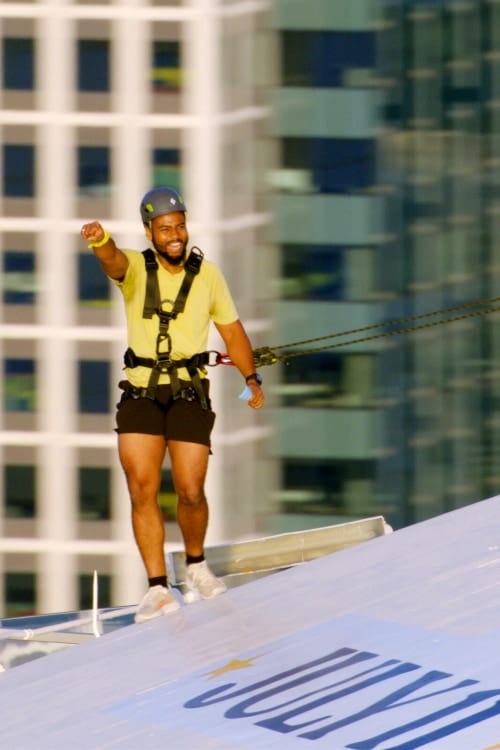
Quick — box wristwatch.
[245,372,263,386]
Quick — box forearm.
[80,221,128,280]
[215,320,265,409]
[218,321,256,379]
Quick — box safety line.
[252,298,500,366]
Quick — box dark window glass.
[4,358,36,412]
[3,38,35,89]
[282,138,376,194]
[78,146,110,195]
[282,458,375,517]
[78,39,110,92]
[282,244,344,300]
[78,254,110,304]
[152,148,180,191]
[79,467,111,520]
[5,465,36,518]
[78,360,110,413]
[3,144,35,197]
[79,573,111,609]
[5,572,36,617]
[152,40,181,92]
[282,30,375,88]
[3,251,36,305]
[158,468,176,521]
[280,351,375,408]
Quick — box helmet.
[140,187,187,224]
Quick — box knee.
[126,472,160,506]
[176,484,205,509]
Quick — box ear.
[144,222,152,241]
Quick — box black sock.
[186,553,205,566]
[148,575,168,588]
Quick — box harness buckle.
[156,351,172,366]
[175,386,197,402]
[126,385,156,400]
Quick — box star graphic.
[206,656,263,678]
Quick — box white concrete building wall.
[0,0,276,615]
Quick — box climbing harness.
[123,246,500,388]
[216,294,500,369]
[123,246,212,408]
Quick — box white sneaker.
[135,585,181,623]
[184,561,227,603]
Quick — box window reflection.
[79,467,111,520]
[78,360,110,414]
[3,38,35,90]
[5,465,36,518]
[152,40,181,92]
[5,572,36,617]
[2,251,36,305]
[278,352,375,409]
[4,359,36,412]
[78,39,110,92]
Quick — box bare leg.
[168,440,210,557]
[118,433,168,578]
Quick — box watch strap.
[245,372,263,385]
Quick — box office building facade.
[272,0,499,532]
[0,0,276,616]
[2,0,498,616]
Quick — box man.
[80,187,265,623]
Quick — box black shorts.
[115,380,216,447]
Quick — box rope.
[252,295,500,367]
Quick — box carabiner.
[205,351,234,367]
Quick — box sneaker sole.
[161,600,181,615]
[135,599,181,623]
[183,589,201,604]
[135,609,164,624]
[183,586,226,604]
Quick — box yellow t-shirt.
[113,249,239,387]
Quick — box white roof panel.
[0,499,499,749]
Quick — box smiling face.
[145,211,189,268]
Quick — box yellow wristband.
[88,230,110,249]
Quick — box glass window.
[3,38,35,90]
[158,468,176,521]
[78,360,110,414]
[5,465,36,518]
[282,30,375,88]
[78,39,110,92]
[5,572,36,617]
[79,467,111,520]
[4,358,36,412]
[79,573,111,610]
[78,254,110,305]
[3,144,35,198]
[152,148,180,191]
[281,458,375,519]
[152,40,181,92]
[78,146,110,196]
[279,352,376,409]
[282,243,377,302]
[281,244,344,300]
[282,138,376,194]
[2,251,36,305]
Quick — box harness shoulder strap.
[141,246,204,319]
[171,247,204,316]
[142,248,160,319]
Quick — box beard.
[155,245,187,266]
